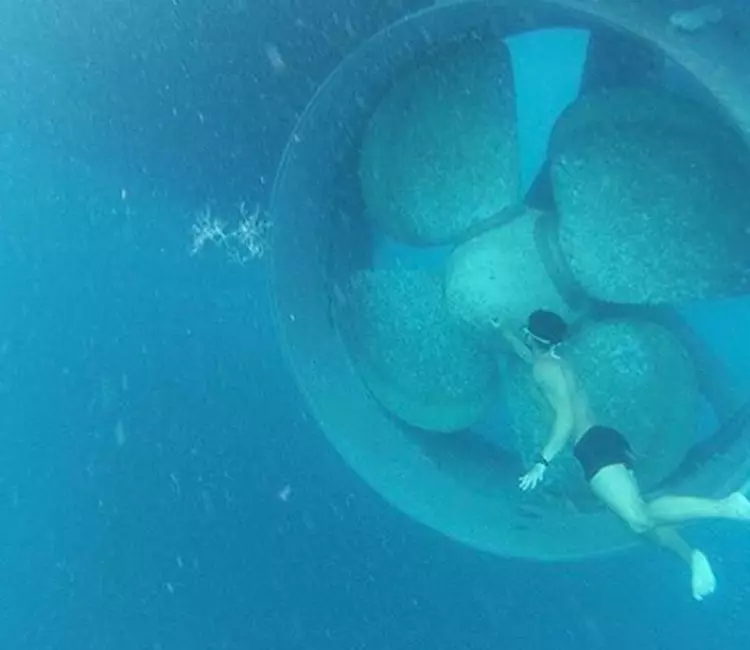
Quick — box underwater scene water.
[2,1,750,649]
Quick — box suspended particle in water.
[264,43,285,72]
[114,419,126,447]
[278,484,292,502]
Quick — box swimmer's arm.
[495,321,533,364]
[533,362,575,463]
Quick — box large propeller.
[343,25,750,461]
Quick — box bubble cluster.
[190,202,271,264]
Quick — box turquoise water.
[1,1,749,648]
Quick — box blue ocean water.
[1,1,749,649]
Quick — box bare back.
[533,354,597,444]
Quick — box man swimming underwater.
[500,310,750,601]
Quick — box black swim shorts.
[573,426,634,482]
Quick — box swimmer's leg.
[648,528,716,601]
[589,464,716,600]
[645,492,750,526]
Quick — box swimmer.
[499,310,750,601]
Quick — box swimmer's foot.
[691,550,716,601]
[722,491,750,522]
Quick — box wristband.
[534,454,549,467]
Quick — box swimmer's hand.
[492,318,533,364]
[519,463,546,491]
[491,317,522,339]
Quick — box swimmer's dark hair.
[527,310,567,346]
